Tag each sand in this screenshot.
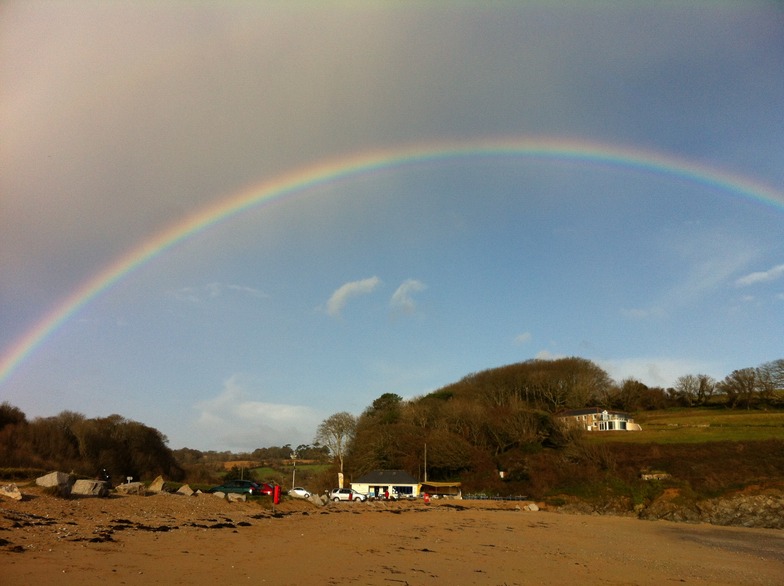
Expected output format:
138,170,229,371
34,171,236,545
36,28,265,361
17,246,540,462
2,487,783,585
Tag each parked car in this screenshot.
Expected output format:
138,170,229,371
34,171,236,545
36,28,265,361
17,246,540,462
288,487,311,499
207,479,263,496
329,488,367,502
258,482,281,496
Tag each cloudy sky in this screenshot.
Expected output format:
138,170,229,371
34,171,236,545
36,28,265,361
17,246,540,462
2,2,783,451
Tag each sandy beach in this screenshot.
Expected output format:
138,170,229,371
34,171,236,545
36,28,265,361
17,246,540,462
2,488,783,585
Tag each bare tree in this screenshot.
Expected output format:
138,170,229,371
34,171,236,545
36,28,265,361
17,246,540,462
314,412,357,474
720,368,757,409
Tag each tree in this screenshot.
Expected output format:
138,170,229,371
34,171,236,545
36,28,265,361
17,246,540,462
720,368,757,409
314,412,357,474
365,393,403,424
674,374,717,406
757,359,784,406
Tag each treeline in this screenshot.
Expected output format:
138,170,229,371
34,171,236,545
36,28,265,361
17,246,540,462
331,357,784,492
0,404,183,483
172,444,329,466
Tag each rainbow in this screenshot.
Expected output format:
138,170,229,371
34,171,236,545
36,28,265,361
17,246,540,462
2,136,783,385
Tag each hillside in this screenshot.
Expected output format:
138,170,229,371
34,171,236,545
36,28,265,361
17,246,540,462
341,358,784,514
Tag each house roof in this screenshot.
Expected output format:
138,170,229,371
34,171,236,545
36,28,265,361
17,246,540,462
353,469,418,485
557,407,630,417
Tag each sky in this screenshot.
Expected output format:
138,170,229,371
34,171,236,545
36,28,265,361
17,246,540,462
1,2,783,452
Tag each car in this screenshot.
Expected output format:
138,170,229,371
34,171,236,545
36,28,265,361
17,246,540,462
288,487,311,499
329,487,367,502
258,482,278,496
207,479,264,496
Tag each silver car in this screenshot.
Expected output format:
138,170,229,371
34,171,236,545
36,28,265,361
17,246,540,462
288,487,311,499
329,487,367,502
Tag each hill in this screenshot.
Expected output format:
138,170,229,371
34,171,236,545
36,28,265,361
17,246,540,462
341,358,784,512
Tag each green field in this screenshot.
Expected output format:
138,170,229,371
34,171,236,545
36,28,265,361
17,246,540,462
584,408,784,444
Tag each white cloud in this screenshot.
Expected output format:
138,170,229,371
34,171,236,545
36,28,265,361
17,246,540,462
598,357,721,388
735,263,784,287
514,332,532,345
390,279,427,314
170,282,268,303
620,307,657,320
326,276,381,316
535,350,564,360
192,375,322,451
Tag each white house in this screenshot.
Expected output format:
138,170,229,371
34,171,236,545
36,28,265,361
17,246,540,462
557,408,642,431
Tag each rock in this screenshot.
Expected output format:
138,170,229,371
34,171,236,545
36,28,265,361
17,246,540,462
0,483,23,501
36,471,74,496
309,493,327,506
177,484,194,496
71,479,109,497
524,502,540,511
212,491,226,499
227,492,247,502
36,471,74,489
115,481,146,495
147,475,166,493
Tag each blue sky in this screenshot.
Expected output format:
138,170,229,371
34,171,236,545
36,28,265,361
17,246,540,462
1,2,783,451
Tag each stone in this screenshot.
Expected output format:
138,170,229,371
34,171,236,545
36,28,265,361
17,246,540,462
309,493,327,506
524,502,540,511
36,471,74,489
147,475,166,493
177,484,194,496
212,491,226,499
71,479,109,497
115,481,146,495
0,483,23,501
227,492,247,502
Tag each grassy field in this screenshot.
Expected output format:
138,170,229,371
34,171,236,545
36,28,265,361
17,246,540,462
584,408,784,444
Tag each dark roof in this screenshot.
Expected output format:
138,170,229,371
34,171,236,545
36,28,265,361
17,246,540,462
557,408,630,417
353,469,418,485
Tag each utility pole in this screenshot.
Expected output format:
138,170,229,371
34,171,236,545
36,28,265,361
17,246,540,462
423,443,427,483
291,452,297,489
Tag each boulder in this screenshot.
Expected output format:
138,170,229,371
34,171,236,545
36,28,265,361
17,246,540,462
177,484,194,496
36,471,74,489
227,492,247,502
524,502,540,511
71,479,109,497
0,483,23,501
115,481,146,495
212,491,226,499
309,493,327,506
147,475,166,493
36,471,74,496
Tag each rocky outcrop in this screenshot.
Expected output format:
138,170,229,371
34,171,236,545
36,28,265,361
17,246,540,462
556,488,784,529
695,492,784,529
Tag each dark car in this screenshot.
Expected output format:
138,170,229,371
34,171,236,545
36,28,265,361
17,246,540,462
207,479,263,496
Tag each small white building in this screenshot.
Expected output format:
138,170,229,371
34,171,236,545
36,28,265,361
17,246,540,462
351,469,419,499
